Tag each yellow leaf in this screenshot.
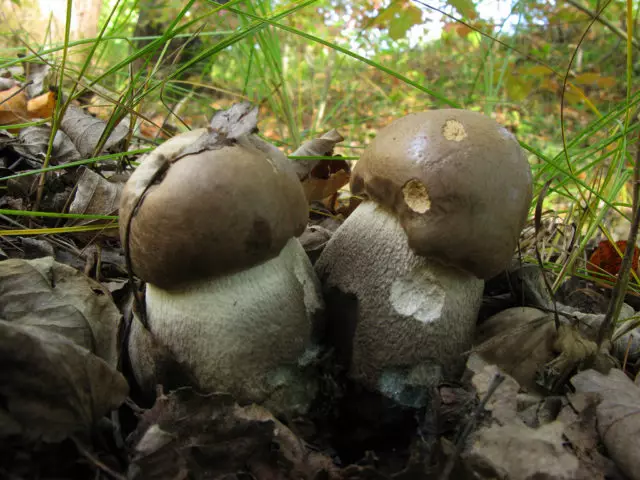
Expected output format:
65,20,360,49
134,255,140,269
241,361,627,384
27,90,56,119
506,77,534,101
522,65,553,77
597,77,617,88
574,72,602,85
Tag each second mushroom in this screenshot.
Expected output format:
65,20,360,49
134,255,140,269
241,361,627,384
315,109,533,404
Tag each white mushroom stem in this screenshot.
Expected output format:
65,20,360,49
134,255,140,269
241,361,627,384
315,201,484,396
128,238,323,416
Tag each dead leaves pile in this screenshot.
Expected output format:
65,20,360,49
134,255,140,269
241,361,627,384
0,62,129,164
128,389,339,480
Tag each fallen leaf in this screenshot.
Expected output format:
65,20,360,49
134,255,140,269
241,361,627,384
299,224,333,264
469,358,521,425
67,167,122,239
0,256,121,367
587,239,639,277
0,86,29,126
59,104,129,158
465,421,580,480
572,369,640,480
290,129,345,181
23,61,51,98
474,307,557,392
558,392,612,480
128,388,339,479
139,114,173,140
16,125,82,164
303,164,350,203
0,320,128,442
27,90,56,119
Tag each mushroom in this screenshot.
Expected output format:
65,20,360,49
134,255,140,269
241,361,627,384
315,109,532,403
120,104,323,416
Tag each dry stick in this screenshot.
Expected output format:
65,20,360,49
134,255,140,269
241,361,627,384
438,372,505,480
72,436,127,480
622,334,634,371
566,0,640,51
534,178,560,330
597,125,640,346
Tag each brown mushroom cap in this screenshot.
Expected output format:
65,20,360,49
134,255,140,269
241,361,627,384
351,109,532,279
119,129,308,289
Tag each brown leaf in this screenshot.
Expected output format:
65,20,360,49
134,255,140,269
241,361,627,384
23,61,51,98
59,104,129,158
299,224,333,263
469,359,521,425
0,320,128,442
67,167,122,240
128,388,339,480
474,307,557,392
16,125,82,164
466,421,580,480
303,166,350,203
0,257,121,367
27,90,56,119
572,369,640,480
558,393,612,480
0,86,29,126
290,129,345,181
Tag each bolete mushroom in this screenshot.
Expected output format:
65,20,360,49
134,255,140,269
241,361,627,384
120,104,323,416
315,109,532,403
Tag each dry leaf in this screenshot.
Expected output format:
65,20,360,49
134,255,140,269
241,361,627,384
27,90,56,119
558,392,613,480
572,369,640,480
139,114,172,140
16,125,82,164
474,307,557,392
128,388,339,479
587,239,639,277
299,224,333,263
469,359,521,425
0,320,128,442
67,167,122,239
23,61,51,98
466,421,580,480
59,104,129,158
0,86,29,126
303,164,350,203
0,77,17,90
290,129,345,181
0,256,121,366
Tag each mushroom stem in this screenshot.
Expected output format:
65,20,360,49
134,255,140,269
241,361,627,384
128,237,323,416
315,201,484,400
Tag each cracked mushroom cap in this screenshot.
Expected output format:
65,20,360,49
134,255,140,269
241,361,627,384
351,109,532,279
119,129,308,290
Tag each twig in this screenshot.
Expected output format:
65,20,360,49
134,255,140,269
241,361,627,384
438,372,505,480
597,115,640,346
534,179,560,330
72,436,127,480
565,0,640,51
